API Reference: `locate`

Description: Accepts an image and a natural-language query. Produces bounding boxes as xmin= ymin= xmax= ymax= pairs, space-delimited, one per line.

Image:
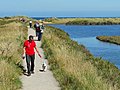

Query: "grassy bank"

xmin=44 ymin=18 xmax=77 ymax=24
xmin=44 ymin=17 xmax=120 ymax=25
xmin=96 ymin=36 xmax=120 ymax=45
xmin=0 ymin=16 xmax=28 ymax=90
xmin=42 ymin=26 xmax=120 ymax=90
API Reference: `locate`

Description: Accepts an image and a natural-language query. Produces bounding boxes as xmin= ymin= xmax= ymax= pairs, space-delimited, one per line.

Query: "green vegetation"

xmin=42 ymin=26 xmax=120 ymax=90
xmin=0 ymin=17 xmax=28 ymax=90
xmin=44 ymin=17 xmax=76 ymax=24
xmin=96 ymin=36 xmax=120 ymax=45
xmin=1 ymin=16 xmax=120 ymax=90
xmin=66 ymin=18 xmax=120 ymax=25
xmin=44 ymin=17 xmax=120 ymax=25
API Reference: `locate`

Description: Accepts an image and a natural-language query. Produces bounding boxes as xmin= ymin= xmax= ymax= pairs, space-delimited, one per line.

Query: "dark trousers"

xmin=36 ymin=31 xmax=42 ymax=41
xmin=26 ymin=54 xmax=35 ymax=73
xmin=29 ymin=23 xmax=32 ymax=28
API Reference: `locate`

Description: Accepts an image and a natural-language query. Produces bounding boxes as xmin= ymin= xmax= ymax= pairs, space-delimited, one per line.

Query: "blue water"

xmin=32 ymin=17 xmax=120 ymax=21
xmin=50 ymin=24 xmax=120 ymax=69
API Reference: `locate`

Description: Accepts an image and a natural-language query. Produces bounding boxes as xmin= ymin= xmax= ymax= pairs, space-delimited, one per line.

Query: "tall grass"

xmin=44 ymin=18 xmax=76 ymax=24
xmin=66 ymin=18 xmax=120 ymax=25
xmin=96 ymin=36 xmax=120 ymax=45
xmin=42 ymin=26 xmax=120 ymax=90
xmin=0 ymin=17 xmax=27 ymax=90
xmin=44 ymin=17 xmax=120 ymax=25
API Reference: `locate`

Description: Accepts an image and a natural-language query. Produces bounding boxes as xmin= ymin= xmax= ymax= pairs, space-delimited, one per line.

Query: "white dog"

xmin=41 ymin=61 xmax=47 ymax=72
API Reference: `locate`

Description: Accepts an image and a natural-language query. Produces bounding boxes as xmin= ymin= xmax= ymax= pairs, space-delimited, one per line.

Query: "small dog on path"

xmin=40 ymin=61 xmax=47 ymax=72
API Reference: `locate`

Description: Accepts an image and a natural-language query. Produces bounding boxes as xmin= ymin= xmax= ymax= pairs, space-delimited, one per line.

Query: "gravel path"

xmin=20 ymin=27 xmax=60 ymax=90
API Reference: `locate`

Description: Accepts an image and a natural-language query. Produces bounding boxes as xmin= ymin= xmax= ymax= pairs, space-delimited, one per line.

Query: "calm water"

xmin=50 ymin=24 xmax=120 ymax=69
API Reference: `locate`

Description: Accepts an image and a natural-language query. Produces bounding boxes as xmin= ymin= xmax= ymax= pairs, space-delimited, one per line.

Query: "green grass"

xmin=0 ymin=17 xmax=28 ymax=90
xmin=42 ymin=26 xmax=120 ymax=90
xmin=44 ymin=18 xmax=76 ymax=24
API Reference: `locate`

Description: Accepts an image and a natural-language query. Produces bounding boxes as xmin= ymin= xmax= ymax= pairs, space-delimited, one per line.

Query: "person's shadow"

xmin=16 ymin=62 xmax=28 ymax=76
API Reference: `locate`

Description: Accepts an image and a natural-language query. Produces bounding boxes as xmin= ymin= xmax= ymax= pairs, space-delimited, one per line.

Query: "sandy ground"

xmin=20 ymin=27 xmax=60 ymax=90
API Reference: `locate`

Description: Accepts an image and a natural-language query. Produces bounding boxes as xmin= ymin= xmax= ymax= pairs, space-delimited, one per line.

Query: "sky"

xmin=0 ymin=0 xmax=120 ymax=17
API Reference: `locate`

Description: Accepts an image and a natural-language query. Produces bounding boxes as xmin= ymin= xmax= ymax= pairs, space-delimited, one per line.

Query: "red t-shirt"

xmin=24 ymin=40 xmax=36 ymax=55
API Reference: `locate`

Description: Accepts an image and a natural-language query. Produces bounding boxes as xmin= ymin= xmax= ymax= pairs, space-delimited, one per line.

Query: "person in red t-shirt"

xmin=22 ymin=35 xmax=41 ymax=76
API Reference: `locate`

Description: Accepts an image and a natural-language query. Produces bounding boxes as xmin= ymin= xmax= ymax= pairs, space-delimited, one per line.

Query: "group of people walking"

xmin=22 ymin=20 xmax=45 ymax=76
xmin=29 ymin=20 xmax=45 ymax=41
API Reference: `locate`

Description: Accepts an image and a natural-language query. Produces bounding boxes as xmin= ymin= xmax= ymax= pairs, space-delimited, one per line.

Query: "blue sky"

xmin=0 ymin=0 xmax=120 ymax=17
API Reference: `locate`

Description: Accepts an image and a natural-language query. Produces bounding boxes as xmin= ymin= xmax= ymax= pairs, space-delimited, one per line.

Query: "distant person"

xmin=39 ymin=22 xmax=45 ymax=40
xmin=22 ymin=35 xmax=41 ymax=76
xmin=29 ymin=20 xmax=32 ymax=28
xmin=22 ymin=18 xmax=25 ymax=22
xmin=34 ymin=22 xmax=42 ymax=41
xmin=40 ymin=21 xmax=45 ymax=33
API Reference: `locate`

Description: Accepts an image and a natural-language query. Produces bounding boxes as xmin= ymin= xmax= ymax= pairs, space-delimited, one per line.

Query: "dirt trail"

xmin=20 ymin=27 xmax=60 ymax=90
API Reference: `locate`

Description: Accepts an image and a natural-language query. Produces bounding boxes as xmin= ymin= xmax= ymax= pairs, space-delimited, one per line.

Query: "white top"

xmin=30 ymin=21 xmax=32 ymax=23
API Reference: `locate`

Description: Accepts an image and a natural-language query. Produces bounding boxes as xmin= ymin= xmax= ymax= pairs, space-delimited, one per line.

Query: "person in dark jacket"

xmin=34 ymin=22 xmax=42 ymax=41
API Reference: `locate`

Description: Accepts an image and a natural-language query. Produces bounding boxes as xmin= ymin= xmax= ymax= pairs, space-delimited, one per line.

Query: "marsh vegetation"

xmin=97 ymin=36 xmax=120 ymax=45
xmin=44 ymin=17 xmax=120 ymax=25
xmin=42 ymin=26 xmax=120 ymax=90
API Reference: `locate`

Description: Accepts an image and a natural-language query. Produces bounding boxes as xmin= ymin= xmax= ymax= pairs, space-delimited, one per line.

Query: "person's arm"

xmin=34 ymin=24 xmax=36 ymax=28
xmin=35 ymin=46 xmax=42 ymax=58
xmin=22 ymin=46 xmax=25 ymax=59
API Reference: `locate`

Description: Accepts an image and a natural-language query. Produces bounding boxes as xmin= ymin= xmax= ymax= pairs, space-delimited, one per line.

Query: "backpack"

xmin=41 ymin=25 xmax=45 ymax=30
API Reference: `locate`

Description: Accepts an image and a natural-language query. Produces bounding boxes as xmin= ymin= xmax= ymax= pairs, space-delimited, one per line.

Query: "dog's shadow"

xmin=39 ymin=69 xmax=45 ymax=72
